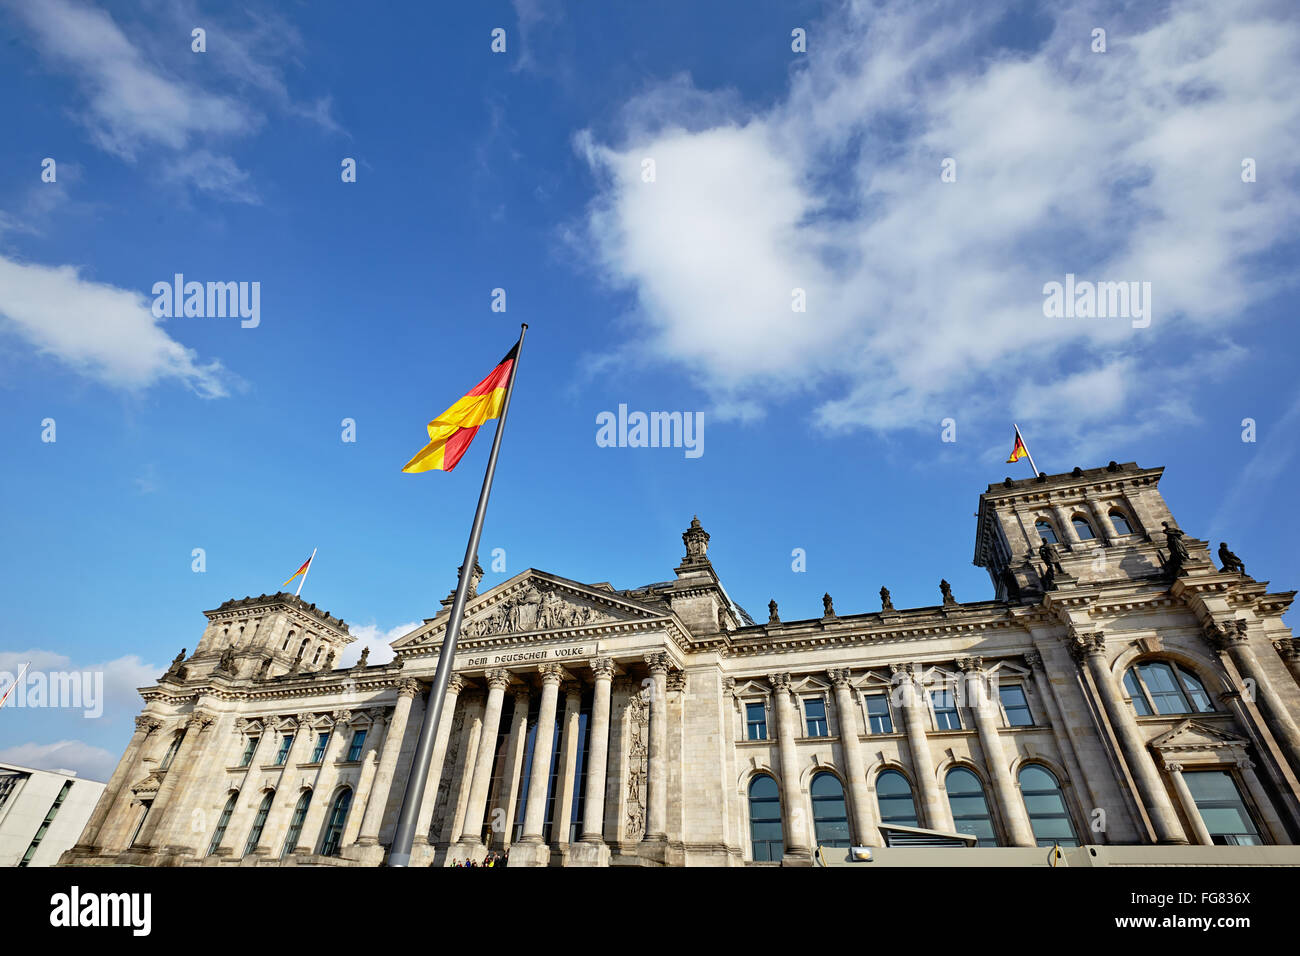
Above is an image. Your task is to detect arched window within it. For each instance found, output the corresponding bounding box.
[1072,516,1095,540]
[1019,765,1078,847]
[1035,520,1058,544]
[876,770,918,828]
[1123,661,1214,716]
[206,791,238,856]
[282,790,312,858]
[159,732,184,770]
[748,776,784,861]
[299,638,311,658]
[243,791,274,856]
[810,773,850,848]
[1109,510,1134,535]
[319,788,353,856]
[312,646,323,665]
[282,630,294,651]
[946,768,997,846]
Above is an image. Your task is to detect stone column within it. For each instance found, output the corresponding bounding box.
[1162,760,1213,846]
[456,669,512,851]
[413,675,466,849]
[356,680,420,846]
[138,711,215,848]
[1209,622,1300,776]
[891,663,954,833]
[293,715,352,854]
[1068,631,1186,843]
[72,715,161,854]
[1236,756,1288,844]
[514,664,564,865]
[494,687,531,848]
[340,711,386,850]
[827,669,878,846]
[580,658,615,844]
[219,722,279,857]
[1052,504,1081,546]
[1085,496,1116,546]
[554,681,583,847]
[257,712,318,853]
[1024,651,1101,819]
[644,654,672,846]
[768,672,813,862]
[1274,639,1300,686]
[958,659,1035,846]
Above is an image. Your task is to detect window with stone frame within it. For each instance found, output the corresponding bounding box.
[930,688,962,730]
[345,728,367,762]
[1109,508,1135,536]
[864,692,894,734]
[273,733,294,765]
[309,730,330,763]
[745,700,769,740]
[1072,515,1096,540]
[1123,661,1214,716]
[1035,519,1059,544]
[999,684,1034,727]
[239,735,259,767]
[803,696,829,737]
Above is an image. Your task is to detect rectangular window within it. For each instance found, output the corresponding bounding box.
[274,734,294,766]
[309,731,330,763]
[746,702,768,741]
[865,694,893,734]
[999,685,1033,726]
[346,729,367,762]
[804,698,828,737]
[1184,770,1262,846]
[931,690,962,730]
[239,736,259,767]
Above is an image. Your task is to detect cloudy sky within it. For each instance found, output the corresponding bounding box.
[2,0,1298,780]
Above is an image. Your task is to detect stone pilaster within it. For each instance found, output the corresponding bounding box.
[69,715,161,856]
[768,672,813,862]
[1208,620,1300,777]
[513,664,564,866]
[957,659,1035,846]
[573,658,615,866]
[356,681,420,848]
[643,653,672,848]
[1161,759,1213,846]
[891,663,954,833]
[827,669,878,846]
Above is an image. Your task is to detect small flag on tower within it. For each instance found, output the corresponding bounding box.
[283,552,314,587]
[1007,431,1029,464]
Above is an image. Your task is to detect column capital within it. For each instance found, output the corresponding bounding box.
[1274,638,1300,662]
[1065,629,1106,664]
[888,661,920,684]
[135,715,163,735]
[330,709,354,725]
[827,668,853,688]
[767,672,793,692]
[1205,618,1249,651]
[484,668,512,690]
[645,652,673,675]
[590,657,616,680]
[448,674,469,695]
[187,710,217,731]
[1024,650,1044,671]
[396,679,422,699]
[295,711,316,726]
[666,672,687,694]
[956,656,985,674]
[1162,759,1184,773]
[538,663,565,685]
[1235,756,1255,770]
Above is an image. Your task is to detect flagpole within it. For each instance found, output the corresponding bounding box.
[1013,423,1040,476]
[294,547,317,597]
[387,323,528,867]
[0,661,31,711]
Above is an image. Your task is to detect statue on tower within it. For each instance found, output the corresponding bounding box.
[216,645,237,676]
[822,593,836,618]
[681,515,711,567]
[768,600,780,624]
[940,579,956,605]
[357,646,370,668]
[1038,539,1064,575]
[880,586,894,611]
[1162,522,1190,575]
[1218,542,1246,576]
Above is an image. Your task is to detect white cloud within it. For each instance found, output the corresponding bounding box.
[338,622,420,667]
[576,0,1300,447]
[0,254,231,396]
[0,739,119,782]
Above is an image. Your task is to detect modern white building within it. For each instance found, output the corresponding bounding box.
[0,763,105,867]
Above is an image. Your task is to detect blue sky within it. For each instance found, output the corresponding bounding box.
[1,0,1298,780]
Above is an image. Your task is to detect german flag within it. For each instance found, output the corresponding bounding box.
[1007,430,1029,464]
[282,553,313,586]
[402,344,518,473]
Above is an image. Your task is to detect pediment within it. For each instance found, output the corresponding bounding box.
[130,770,165,797]
[393,570,671,652]
[1149,719,1250,753]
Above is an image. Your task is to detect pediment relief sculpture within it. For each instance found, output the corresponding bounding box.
[460,583,615,637]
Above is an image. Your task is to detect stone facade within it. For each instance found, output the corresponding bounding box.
[62,462,1300,866]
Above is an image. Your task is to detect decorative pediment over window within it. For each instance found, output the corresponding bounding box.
[1149,719,1251,767]
[393,570,670,652]
[130,770,165,797]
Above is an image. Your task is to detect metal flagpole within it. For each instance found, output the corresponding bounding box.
[295,547,317,597]
[0,661,31,711]
[387,323,528,867]
[1013,423,1040,476]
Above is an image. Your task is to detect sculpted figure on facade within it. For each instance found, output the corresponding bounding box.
[1219,542,1246,576]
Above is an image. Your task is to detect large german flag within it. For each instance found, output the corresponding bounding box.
[402,344,518,473]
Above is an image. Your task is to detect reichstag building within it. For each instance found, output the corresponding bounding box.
[61,462,1300,866]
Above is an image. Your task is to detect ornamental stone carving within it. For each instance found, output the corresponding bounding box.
[135,716,163,735]
[460,583,613,637]
[1066,629,1106,664]
[1024,650,1044,670]
[538,663,565,685]
[827,668,852,688]
[768,672,792,693]
[591,657,616,680]
[484,668,512,690]
[646,652,672,675]
[397,680,422,699]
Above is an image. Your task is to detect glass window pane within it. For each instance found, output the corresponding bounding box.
[1036,521,1057,544]
[1123,669,1152,715]
[1073,517,1095,540]
[1110,511,1133,535]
